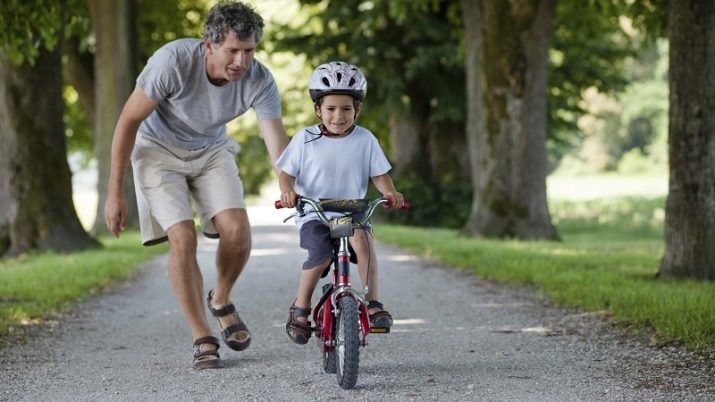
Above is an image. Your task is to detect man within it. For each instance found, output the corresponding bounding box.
[103,1,289,369]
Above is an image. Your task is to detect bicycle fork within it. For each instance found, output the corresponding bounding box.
[314,236,372,349]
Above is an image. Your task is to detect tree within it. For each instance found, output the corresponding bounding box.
[88,0,139,234]
[0,0,98,256]
[462,0,559,239]
[659,0,715,280]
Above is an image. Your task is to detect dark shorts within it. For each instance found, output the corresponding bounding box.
[299,218,371,270]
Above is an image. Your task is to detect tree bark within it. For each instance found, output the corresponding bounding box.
[88,0,139,234]
[0,47,99,257]
[660,0,715,280]
[462,0,558,240]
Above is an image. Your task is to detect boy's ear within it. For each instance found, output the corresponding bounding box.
[355,102,362,118]
[314,104,322,119]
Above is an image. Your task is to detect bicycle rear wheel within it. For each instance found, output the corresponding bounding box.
[335,296,360,389]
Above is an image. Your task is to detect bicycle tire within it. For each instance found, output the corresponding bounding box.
[335,296,360,389]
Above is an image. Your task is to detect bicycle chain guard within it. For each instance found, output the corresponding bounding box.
[329,216,354,238]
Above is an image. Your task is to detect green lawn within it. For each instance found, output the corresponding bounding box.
[0,231,166,338]
[376,196,715,349]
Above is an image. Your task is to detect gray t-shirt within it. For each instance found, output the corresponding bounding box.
[137,38,281,150]
[275,125,392,228]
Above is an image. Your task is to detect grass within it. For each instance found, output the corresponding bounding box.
[376,196,715,349]
[0,231,166,337]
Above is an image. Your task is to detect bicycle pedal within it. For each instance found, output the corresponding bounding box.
[370,327,390,334]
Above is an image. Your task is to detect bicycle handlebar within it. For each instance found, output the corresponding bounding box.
[275,196,409,227]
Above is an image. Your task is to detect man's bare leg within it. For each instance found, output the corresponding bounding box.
[166,220,213,339]
[207,208,252,342]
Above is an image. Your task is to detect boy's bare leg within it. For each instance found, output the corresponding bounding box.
[295,261,330,309]
[349,230,383,314]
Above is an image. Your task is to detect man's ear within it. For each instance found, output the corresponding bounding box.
[205,38,214,54]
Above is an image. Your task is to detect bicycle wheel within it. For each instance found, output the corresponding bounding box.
[335,296,360,389]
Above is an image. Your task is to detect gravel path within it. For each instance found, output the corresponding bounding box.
[2,204,714,401]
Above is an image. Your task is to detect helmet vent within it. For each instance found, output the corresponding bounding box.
[349,77,356,86]
[337,73,342,81]
[322,77,330,86]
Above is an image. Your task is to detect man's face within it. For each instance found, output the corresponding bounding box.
[205,31,256,85]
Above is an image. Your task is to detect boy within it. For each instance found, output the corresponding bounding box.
[277,61,404,344]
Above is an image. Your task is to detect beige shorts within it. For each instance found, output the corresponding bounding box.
[131,134,246,246]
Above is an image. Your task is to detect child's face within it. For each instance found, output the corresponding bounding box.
[316,94,360,135]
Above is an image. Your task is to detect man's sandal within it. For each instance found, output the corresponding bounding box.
[192,336,225,369]
[207,290,251,351]
[367,300,393,328]
[286,303,312,345]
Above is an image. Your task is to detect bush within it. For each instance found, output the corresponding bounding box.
[373,178,472,229]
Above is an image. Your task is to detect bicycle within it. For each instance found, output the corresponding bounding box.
[275,195,409,389]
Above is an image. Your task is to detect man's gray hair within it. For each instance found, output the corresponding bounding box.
[203,1,264,44]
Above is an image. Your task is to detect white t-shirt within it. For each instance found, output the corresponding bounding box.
[137,38,281,150]
[275,125,392,227]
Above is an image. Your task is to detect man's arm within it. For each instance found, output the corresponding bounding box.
[257,118,290,173]
[104,86,159,237]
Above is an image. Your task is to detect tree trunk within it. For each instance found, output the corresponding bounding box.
[389,112,423,179]
[462,0,558,240]
[660,0,715,280]
[89,0,139,234]
[65,37,95,129]
[0,47,99,257]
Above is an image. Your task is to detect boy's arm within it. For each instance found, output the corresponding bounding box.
[279,170,298,208]
[371,173,404,209]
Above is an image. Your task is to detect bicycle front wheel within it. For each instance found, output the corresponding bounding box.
[335,296,360,389]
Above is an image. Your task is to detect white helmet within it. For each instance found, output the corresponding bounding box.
[309,61,367,102]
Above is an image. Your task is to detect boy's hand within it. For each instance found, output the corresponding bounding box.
[280,190,298,208]
[384,192,405,209]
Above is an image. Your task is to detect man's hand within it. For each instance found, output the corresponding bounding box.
[104,194,128,237]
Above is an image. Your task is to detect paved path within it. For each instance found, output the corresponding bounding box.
[2,204,714,401]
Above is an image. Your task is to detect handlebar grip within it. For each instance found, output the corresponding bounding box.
[275,194,301,209]
[385,198,410,210]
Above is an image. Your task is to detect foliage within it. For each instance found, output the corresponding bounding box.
[555,38,668,175]
[0,0,73,65]
[267,0,465,145]
[270,0,651,175]
[233,126,273,196]
[547,0,636,168]
[135,0,207,60]
[378,195,715,349]
[372,177,471,228]
[0,231,166,337]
